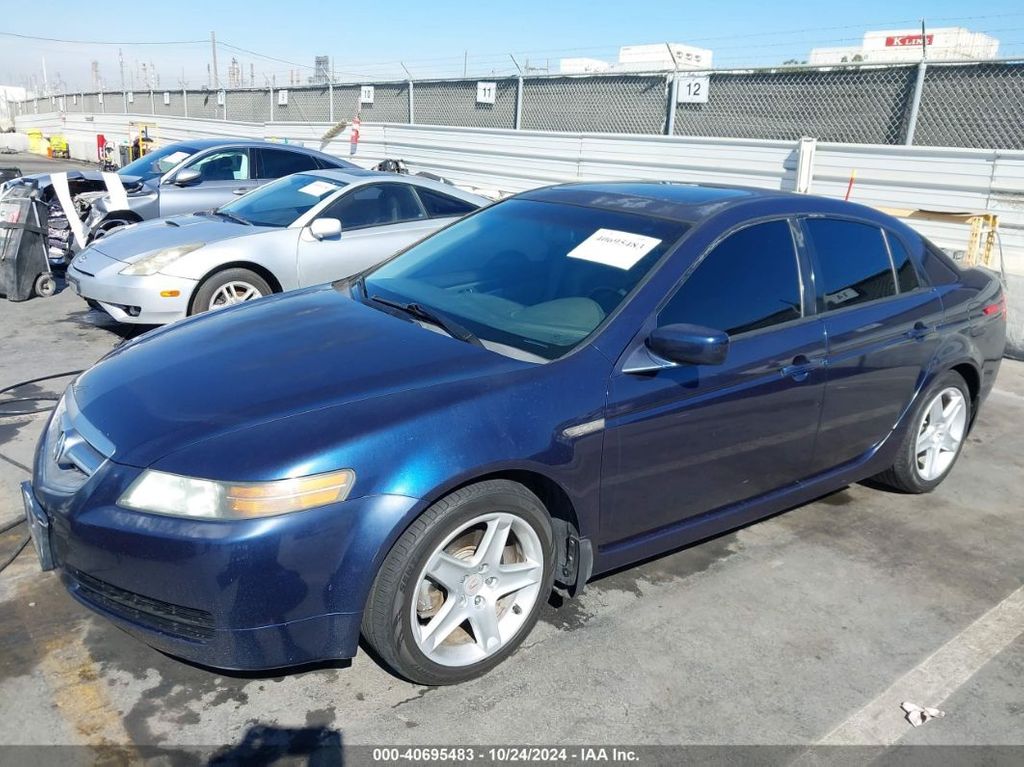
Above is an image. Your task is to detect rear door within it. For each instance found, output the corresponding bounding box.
[159,148,255,216]
[601,219,827,543]
[802,217,944,472]
[296,182,437,285]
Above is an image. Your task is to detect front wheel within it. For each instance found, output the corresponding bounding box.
[873,370,971,493]
[190,268,272,316]
[362,480,555,685]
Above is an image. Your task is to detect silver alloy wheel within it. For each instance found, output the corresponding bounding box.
[410,511,545,667]
[208,281,263,310]
[915,386,968,481]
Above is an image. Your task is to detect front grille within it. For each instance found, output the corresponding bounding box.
[70,569,215,641]
[39,391,110,496]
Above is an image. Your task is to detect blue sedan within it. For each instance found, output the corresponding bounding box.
[25,182,1006,685]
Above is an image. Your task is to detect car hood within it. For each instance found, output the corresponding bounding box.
[88,214,272,262]
[13,170,145,189]
[71,284,526,468]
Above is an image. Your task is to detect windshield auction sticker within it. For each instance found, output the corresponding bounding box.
[298,180,341,198]
[567,228,661,270]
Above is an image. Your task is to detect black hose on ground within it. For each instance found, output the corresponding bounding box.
[0,369,84,572]
[0,370,84,416]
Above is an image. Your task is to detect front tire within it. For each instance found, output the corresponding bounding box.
[190,268,272,316]
[362,480,555,685]
[873,370,971,493]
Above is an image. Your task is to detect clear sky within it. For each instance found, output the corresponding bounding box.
[3,0,1023,91]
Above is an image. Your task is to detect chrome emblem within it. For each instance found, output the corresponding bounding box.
[52,430,67,463]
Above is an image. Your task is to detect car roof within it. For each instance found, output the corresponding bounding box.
[169,137,342,159]
[302,168,490,203]
[519,181,896,229]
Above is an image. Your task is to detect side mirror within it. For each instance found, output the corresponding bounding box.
[172,168,202,187]
[309,217,342,241]
[647,323,729,366]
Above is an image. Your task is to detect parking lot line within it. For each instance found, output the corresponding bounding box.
[817,585,1024,745]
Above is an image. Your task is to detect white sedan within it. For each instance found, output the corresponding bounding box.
[66,169,488,324]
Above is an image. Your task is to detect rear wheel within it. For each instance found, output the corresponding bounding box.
[362,480,555,685]
[873,370,971,493]
[190,268,272,316]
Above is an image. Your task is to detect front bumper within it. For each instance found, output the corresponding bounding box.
[26,473,419,670]
[67,252,195,325]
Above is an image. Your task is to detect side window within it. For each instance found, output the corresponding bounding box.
[416,187,480,218]
[187,150,250,181]
[885,232,921,292]
[321,184,425,230]
[806,219,897,310]
[259,149,320,179]
[658,220,802,335]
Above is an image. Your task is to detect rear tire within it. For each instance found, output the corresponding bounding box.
[362,480,555,685]
[190,268,272,316]
[872,370,971,493]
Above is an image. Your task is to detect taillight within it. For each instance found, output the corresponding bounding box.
[981,295,1006,319]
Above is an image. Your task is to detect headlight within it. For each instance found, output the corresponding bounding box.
[119,242,205,276]
[118,468,356,519]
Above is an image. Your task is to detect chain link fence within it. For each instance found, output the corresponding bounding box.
[17,60,1024,149]
[412,79,517,129]
[522,74,667,133]
[674,65,918,144]
[913,62,1024,150]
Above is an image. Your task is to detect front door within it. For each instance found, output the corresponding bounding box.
[601,219,827,544]
[159,148,256,217]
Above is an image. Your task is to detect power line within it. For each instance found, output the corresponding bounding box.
[0,30,207,45]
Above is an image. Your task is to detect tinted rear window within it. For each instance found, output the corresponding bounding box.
[807,219,896,310]
[417,187,479,217]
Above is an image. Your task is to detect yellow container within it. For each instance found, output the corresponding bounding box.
[26,129,46,154]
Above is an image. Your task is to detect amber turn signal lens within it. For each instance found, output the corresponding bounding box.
[159,290,181,298]
[225,469,356,516]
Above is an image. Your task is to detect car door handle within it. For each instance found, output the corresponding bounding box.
[780,355,825,382]
[232,188,248,195]
[905,321,932,340]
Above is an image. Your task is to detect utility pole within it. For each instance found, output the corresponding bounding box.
[250,62,255,88]
[118,48,125,92]
[210,30,220,90]
[464,50,468,77]
[41,56,49,96]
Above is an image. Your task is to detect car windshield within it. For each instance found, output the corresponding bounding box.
[118,145,198,179]
[217,173,347,228]
[362,198,688,360]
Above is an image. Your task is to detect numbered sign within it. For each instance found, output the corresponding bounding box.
[278,89,289,106]
[476,81,497,104]
[163,91,171,105]
[360,86,375,104]
[97,92,104,104]
[127,91,134,104]
[73,94,78,105]
[676,76,710,104]
[217,90,225,106]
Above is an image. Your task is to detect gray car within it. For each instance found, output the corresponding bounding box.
[66,169,489,324]
[4,138,357,259]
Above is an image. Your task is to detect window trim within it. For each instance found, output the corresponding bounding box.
[319,181,429,231]
[799,214,903,316]
[652,215,810,341]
